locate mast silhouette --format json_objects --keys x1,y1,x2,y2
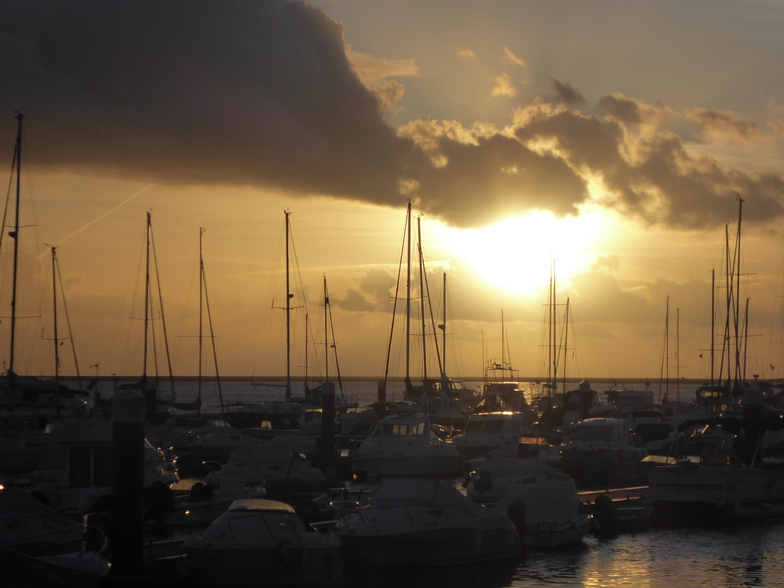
[{"x1": 8, "y1": 113, "x2": 23, "y2": 389}]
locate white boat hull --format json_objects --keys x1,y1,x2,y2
[{"x1": 649, "y1": 463, "x2": 784, "y2": 519}]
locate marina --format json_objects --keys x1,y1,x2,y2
[{"x1": 5, "y1": 378, "x2": 784, "y2": 587}]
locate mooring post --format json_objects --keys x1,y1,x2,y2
[
  {"x1": 110, "y1": 390, "x2": 146, "y2": 576},
  {"x1": 320, "y1": 381, "x2": 336, "y2": 458}
]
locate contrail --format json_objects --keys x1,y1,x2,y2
[{"x1": 57, "y1": 184, "x2": 153, "y2": 247}]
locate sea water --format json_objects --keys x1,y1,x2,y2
[{"x1": 141, "y1": 378, "x2": 784, "y2": 588}]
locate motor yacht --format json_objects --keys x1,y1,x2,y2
[
  {"x1": 351, "y1": 412, "x2": 462, "y2": 478},
  {"x1": 336, "y1": 477, "x2": 520, "y2": 567},
  {"x1": 183, "y1": 498, "x2": 344, "y2": 587}
]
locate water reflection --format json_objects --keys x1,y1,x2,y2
[{"x1": 344, "y1": 556, "x2": 518, "y2": 588}]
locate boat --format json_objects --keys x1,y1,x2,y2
[
  {"x1": 336, "y1": 477, "x2": 520, "y2": 567},
  {"x1": 381, "y1": 203, "x2": 478, "y2": 428},
  {"x1": 561, "y1": 381, "x2": 614, "y2": 425},
  {"x1": 451, "y1": 411, "x2": 538, "y2": 460},
  {"x1": 183, "y1": 497, "x2": 344, "y2": 588},
  {"x1": 0, "y1": 486, "x2": 110, "y2": 588},
  {"x1": 0, "y1": 546, "x2": 110, "y2": 588},
  {"x1": 479, "y1": 310, "x2": 530, "y2": 414},
  {"x1": 648, "y1": 411, "x2": 784, "y2": 521},
  {"x1": 227, "y1": 212, "x2": 317, "y2": 431},
  {"x1": 557, "y1": 417, "x2": 649, "y2": 487},
  {"x1": 0, "y1": 114, "x2": 87, "y2": 467},
  {"x1": 493, "y1": 476, "x2": 592, "y2": 548},
  {"x1": 590, "y1": 493, "x2": 654, "y2": 535},
  {"x1": 173, "y1": 426, "x2": 267, "y2": 477},
  {"x1": 29, "y1": 419, "x2": 176, "y2": 516},
  {"x1": 351, "y1": 411, "x2": 463, "y2": 479},
  {"x1": 203, "y1": 446, "x2": 328, "y2": 500},
  {"x1": 465, "y1": 457, "x2": 574, "y2": 503}
]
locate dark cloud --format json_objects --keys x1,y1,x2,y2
[
  {"x1": 546, "y1": 79, "x2": 585, "y2": 107},
  {"x1": 1, "y1": 0, "x2": 414, "y2": 203},
  {"x1": 512, "y1": 101, "x2": 784, "y2": 229},
  {"x1": 411, "y1": 133, "x2": 587, "y2": 227},
  {"x1": 2, "y1": 1, "x2": 782, "y2": 232},
  {"x1": 685, "y1": 107, "x2": 764, "y2": 140},
  {"x1": 335, "y1": 288, "x2": 375, "y2": 312}
]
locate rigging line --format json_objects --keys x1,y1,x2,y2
[
  {"x1": 150, "y1": 221, "x2": 176, "y2": 398},
  {"x1": 384, "y1": 201, "x2": 409, "y2": 384},
  {"x1": 325, "y1": 279, "x2": 345, "y2": 396},
  {"x1": 0, "y1": 139, "x2": 18, "y2": 269},
  {"x1": 418, "y1": 221, "x2": 444, "y2": 378},
  {"x1": 54, "y1": 249, "x2": 83, "y2": 390},
  {"x1": 201, "y1": 250, "x2": 225, "y2": 413}
]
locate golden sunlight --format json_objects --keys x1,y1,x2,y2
[{"x1": 436, "y1": 211, "x2": 608, "y2": 295}]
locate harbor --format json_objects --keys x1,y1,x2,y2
[
  {"x1": 5, "y1": 378, "x2": 784, "y2": 588},
  {"x1": 4, "y1": 2, "x2": 784, "y2": 586}
]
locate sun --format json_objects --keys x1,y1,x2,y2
[{"x1": 434, "y1": 210, "x2": 608, "y2": 295}]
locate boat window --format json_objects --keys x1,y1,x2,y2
[
  {"x1": 464, "y1": 421, "x2": 484, "y2": 434},
  {"x1": 373, "y1": 424, "x2": 409, "y2": 436},
  {"x1": 483, "y1": 420, "x2": 504, "y2": 434},
  {"x1": 411, "y1": 422, "x2": 426, "y2": 435},
  {"x1": 571, "y1": 426, "x2": 615, "y2": 442}
]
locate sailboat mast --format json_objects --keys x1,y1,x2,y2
[
  {"x1": 304, "y1": 313, "x2": 309, "y2": 391},
  {"x1": 285, "y1": 210, "x2": 292, "y2": 401},
  {"x1": 710, "y1": 268, "x2": 715, "y2": 387},
  {"x1": 405, "y1": 201, "x2": 412, "y2": 388},
  {"x1": 665, "y1": 296, "x2": 669, "y2": 401},
  {"x1": 442, "y1": 272, "x2": 447, "y2": 379},
  {"x1": 563, "y1": 296, "x2": 570, "y2": 395},
  {"x1": 676, "y1": 306, "x2": 680, "y2": 403},
  {"x1": 501, "y1": 309, "x2": 505, "y2": 373},
  {"x1": 142, "y1": 212, "x2": 151, "y2": 387},
  {"x1": 324, "y1": 276, "x2": 329, "y2": 382},
  {"x1": 734, "y1": 198, "x2": 744, "y2": 392},
  {"x1": 199, "y1": 228, "x2": 204, "y2": 405},
  {"x1": 8, "y1": 113, "x2": 23, "y2": 383},
  {"x1": 51, "y1": 246, "x2": 60, "y2": 391},
  {"x1": 417, "y1": 216, "x2": 427, "y2": 383},
  {"x1": 552, "y1": 260, "x2": 557, "y2": 392}
]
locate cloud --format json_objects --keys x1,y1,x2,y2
[
  {"x1": 491, "y1": 73, "x2": 519, "y2": 98},
  {"x1": 345, "y1": 44, "x2": 421, "y2": 83},
  {"x1": 685, "y1": 107, "x2": 765, "y2": 141},
  {"x1": 546, "y1": 79, "x2": 586, "y2": 108},
  {"x1": 456, "y1": 47, "x2": 477, "y2": 58},
  {"x1": 512, "y1": 99, "x2": 784, "y2": 229},
  {"x1": 3, "y1": 1, "x2": 783, "y2": 233},
  {"x1": 1, "y1": 0, "x2": 416, "y2": 206},
  {"x1": 500, "y1": 47, "x2": 526, "y2": 69}
]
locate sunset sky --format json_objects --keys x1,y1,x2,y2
[{"x1": 2, "y1": 0, "x2": 784, "y2": 387}]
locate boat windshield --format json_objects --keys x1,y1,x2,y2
[
  {"x1": 372, "y1": 421, "x2": 427, "y2": 437},
  {"x1": 483, "y1": 420, "x2": 505, "y2": 434},
  {"x1": 571, "y1": 426, "x2": 617, "y2": 442},
  {"x1": 464, "y1": 420, "x2": 484, "y2": 435}
]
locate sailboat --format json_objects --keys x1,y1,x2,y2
[
  {"x1": 478, "y1": 310, "x2": 529, "y2": 414},
  {"x1": 648, "y1": 197, "x2": 784, "y2": 522},
  {"x1": 382, "y1": 201, "x2": 478, "y2": 428},
  {"x1": 0, "y1": 113, "x2": 86, "y2": 418},
  {"x1": 226, "y1": 211, "x2": 308, "y2": 430},
  {"x1": 119, "y1": 213, "x2": 201, "y2": 422}
]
